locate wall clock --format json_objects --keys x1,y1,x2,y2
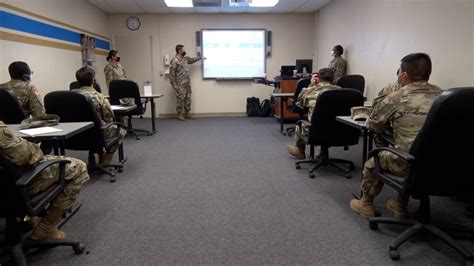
[{"x1": 126, "y1": 16, "x2": 140, "y2": 31}]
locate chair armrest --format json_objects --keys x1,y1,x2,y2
[
  {"x1": 16, "y1": 159, "x2": 71, "y2": 187},
  {"x1": 296, "y1": 119, "x2": 311, "y2": 127},
  {"x1": 369, "y1": 147, "x2": 415, "y2": 193}
]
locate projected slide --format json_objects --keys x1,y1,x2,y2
[{"x1": 202, "y1": 29, "x2": 266, "y2": 79}]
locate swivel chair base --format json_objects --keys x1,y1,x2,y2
[{"x1": 295, "y1": 147, "x2": 354, "y2": 179}]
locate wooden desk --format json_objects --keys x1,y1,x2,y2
[
  {"x1": 8, "y1": 122, "x2": 93, "y2": 155},
  {"x1": 273, "y1": 77, "x2": 300, "y2": 120}
]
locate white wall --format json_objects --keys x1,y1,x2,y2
[
  {"x1": 108, "y1": 13, "x2": 316, "y2": 116},
  {"x1": 318, "y1": 0, "x2": 474, "y2": 100},
  {"x1": 1, "y1": 0, "x2": 109, "y2": 96}
]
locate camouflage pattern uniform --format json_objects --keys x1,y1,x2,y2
[
  {"x1": 0, "y1": 121, "x2": 89, "y2": 211},
  {"x1": 294, "y1": 82, "x2": 341, "y2": 148},
  {"x1": 361, "y1": 81, "x2": 442, "y2": 197},
  {"x1": 76, "y1": 86, "x2": 126, "y2": 153},
  {"x1": 372, "y1": 82, "x2": 401, "y2": 147},
  {"x1": 1, "y1": 79, "x2": 45, "y2": 118},
  {"x1": 104, "y1": 62, "x2": 134, "y2": 106},
  {"x1": 328, "y1": 57, "x2": 347, "y2": 83},
  {"x1": 169, "y1": 56, "x2": 202, "y2": 114}
]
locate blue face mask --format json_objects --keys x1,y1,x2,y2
[{"x1": 23, "y1": 74, "x2": 32, "y2": 82}]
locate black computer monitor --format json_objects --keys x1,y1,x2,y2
[
  {"x1": 295, "y1": 59, "x2": 313, "y2": 74},
  {"x1": 280, "y1": 65, "x2": 296, "y2": 77}
]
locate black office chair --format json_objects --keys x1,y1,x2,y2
[
  {"x1": 44, "y1": 91, "x2": 125, "y2": 182},
  {"x1": 286, "y1": 77, "x2": 311, "y2": 136},
  {"x1": 69, "y1": 81, "x2": 102, "y2": 93},
  {"x1": 109, "y1": 80, "x2": 150, "y2": 140},
  {"x1": 0, "y1": 87, "x2": 26, "y2": 124},
  {"x1": 295, "y1": 89, "x2": 363, "y2": 178},
  {"x1": 0, "y1": 156, "x2": 84, "y2": 266},
  {"x1": 336, "y1": 75, "x2": 365, "y2": 98},
  {"x1": 367, "y1": 87, "x2": 474, "y2": 262}
]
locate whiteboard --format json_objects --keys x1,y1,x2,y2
[{"x1": 201, "y1": 29, "x2": 266, "y2": 79}]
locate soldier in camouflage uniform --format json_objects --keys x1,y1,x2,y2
[
  {"x1": 104, "y1": 50, "x2": 134, "y2": 106},
  {"x1": 350, "y1": 53, "x2": 442, "y2": 218},
  {"x1": 169, "y1": 44, "x2": 203, "y2": 121},
  {"x1": 76, "y1": 67, "x2": 126, "y2": 169},
  {"x1": 371, "y1": 81, "x2": 401, "y2": 147},
  {"x1": 1, "y1": 61, "x2": 45, "y2": 118},
  {"x1": 328, "y1": 45, "x2": 347, "y2": 83},
  {"x1": 287, "y1": 68, "x2": 341, "y2": 159},
  {"x1": 0, "y1": 120, "x2": 89, "y2": 239}
]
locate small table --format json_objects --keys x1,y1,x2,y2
[
  {"x1": 8, "y1": 122, "x2": 94, "y2": 155},
  {"x1": 336, "y1": 116, "x2": 373, "y2": 168},
  {"x1": 111, "y1": 105, "x2": 137, "y2": 162},
  {"x1": 271, "y1": 93, "x2": 294, "y2": 135}
]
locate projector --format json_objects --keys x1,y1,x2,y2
[{"x1": 229, "y1": 0, "x2": 252, "y2": 7}]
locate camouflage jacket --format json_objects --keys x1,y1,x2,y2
[
  {"x1": 169, "y1": 56, "x2": 201, "y2": 88},
  {"x1": 297, "y1": 81, "x2": 341, "y2": 119},
  {"x1": 104, "y1": 62, "x2": 126, "y2": 88},
  {"x1": 366, "y1": 81, "x2": 442, "y2": 151},
  {"x1": 1, "y1": 79, "x2": 45, "y2": 118},
  {"x1": 76, "y1": 86, "x2": 114, "y2": 125},
  {"x1": 0, "y1": 121, "x2": 44, "y2": 172},
  {"x1": 372, "y1": 82, "x2": 401, "y2": 108},
  {"x1": 328, "y1": 56, "x2": 347, "y2": 82}
]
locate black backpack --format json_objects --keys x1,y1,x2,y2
[
  {"x1": 246, "y1": 97, "x2": 262, "y2": 117},
  {"x1": 260, "y1": 99, "x2": 272, "y2": 117}
]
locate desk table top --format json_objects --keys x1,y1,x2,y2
[{"x1": 7, "y1": 122, "x2": 93, "y2": 141}]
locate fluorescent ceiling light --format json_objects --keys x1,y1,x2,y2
[
  {"x1": 249, "y1": 0, "x2": 279, "y2": 7},
  {"x1": 164, "y1": 0, "x2": 193, "y2": 7}
]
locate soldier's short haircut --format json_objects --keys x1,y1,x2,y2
[
  {"x1": 175, "y1": 44, "x2": 184, "y2": 54},
  {"x1": 8, "y1": 61, "x2": 30, "y2": 79},
  {"x1": 334, "y1": 45, "x2": 344, "y2": 55},
  {"x1": 318, "y1": 68, "x2": 335, "y2": 83},
  {"x1": 400, "y1": 53, "x2": 432, "y2": 81},
  {"x1": 76, "y1": 67, "x2": 95, "y2": 87},
  {"x1": 106, "y1": 50, "x2": 118, "y2": 61}
]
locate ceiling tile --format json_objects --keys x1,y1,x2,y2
[
  {"x1": 194, "y1": 7, "x2": 221, "y2": 13},
  {"x1": 168, "y1": 7, "x2": 195, "y2": 13}
]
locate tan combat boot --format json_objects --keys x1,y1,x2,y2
[
  {"x1": 31, "y1": 206, "x2": 66, "y2": 240},
  {"x1": 350, "y1": 195, "x2": 375, "y2": 218},
  {"x1": 386, "y1": 194, "x2": 409, "y2": 218},
  {"x1": 177, "y1": 113, "x2": 185, "y2": 121},
  {"x1": 184, "y1": 112, "x2": 195, "y2": 120},
  {"x1": 287, "y1": 144, "x2": 305, "y2": 159}
]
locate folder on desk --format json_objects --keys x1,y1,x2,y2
[{"x1": 19, "y1": 127, "x2": 63, "y2": 136}]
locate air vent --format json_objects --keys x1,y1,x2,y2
[
  {"x1": 229, "y1": 0, "x2": 252, "y2": 7},
  {"x1": 192, "y1": 0, "x2": 222, "y2": 7}
]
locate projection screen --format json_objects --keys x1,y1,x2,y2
[{"x1": 201, "y1": 29, "x2": 266, "y2": 79}]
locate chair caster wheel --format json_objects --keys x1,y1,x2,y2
[
  {"x1": 309, "y1": 173, "x2": 315, "y2": 179},
  {"x1": 369, "y1": 221, "x2": 378, "y2": 230},
  {"x1": 118, "y1": 168, "x2": 123, "y2": 173},
  {"x1": 349, "y1": 164, "x2": 355, "y2": 171},
  {"x1": 389, "y1": 249, "x2": 400, "y2": 260},
  {"x1": 73, "y1": 243, "x2": 85, "y2": 254},
  {"x1": 110, "y1": 178, "x2": 116, "y2": 183},
  {"x1": 345, "y1": 174, "x2": 352, "y2": 179},
  {"x1": 295, "y1": 164, "x2": 301, "y2": 169}
]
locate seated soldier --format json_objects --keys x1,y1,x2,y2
[
  {"x1": 1, "y1": 61, "x2": 45, "y2": 118},
  {"x1": 287, "y1": 68, "x2": 341, "y2": 159},
  {"x1": 74, "y1": 67, "x2": 126, "y2": 170},
  {"x1": 350, "y1": 53, "x2": 442, "y2": 218},
  {"x1": 0, "y1": 121, "x2": 89, "y2": 239}
]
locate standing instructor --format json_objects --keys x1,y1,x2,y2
[{"x1": 169, "y1": 44, "x2": 203, "y2": 121}]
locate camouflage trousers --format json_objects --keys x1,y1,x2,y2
[
  {"x1": 27, "y1": 155, "x2": 89, "y2": 211},
  {"x1": 104, "y1": 126, "x2": 127, "y2": 154},
  {"x1": 361, "y1": 151, "x2": 407, "y2": 197},
  {"x1": 119, "y1": 98, "x2": 135, "y2": 107},
  {"x1": 176, "y1": 83, "x2": 192, "y2": 114},
  {"x1": 294, "y1": 122, "x2": 310, "y2": 148}
]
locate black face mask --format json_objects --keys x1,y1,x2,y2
[
  {"x1": 116, "y1": 57, "x2": 121, "y2": 62},
  {"x1": 181, "y1": 51, "x2": 186, "y2": 56}
]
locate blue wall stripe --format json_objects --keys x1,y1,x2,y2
[{"x1": 0, "y1": 11, "x2": 110, "y2": 50}]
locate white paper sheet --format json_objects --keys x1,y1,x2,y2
[{"x1": 19, "y1": 127, "x2": 63, "y2": 136}]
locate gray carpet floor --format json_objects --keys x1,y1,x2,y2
[{"x1": 8, "y1": 117, "x2": 474, "y2": 265}]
